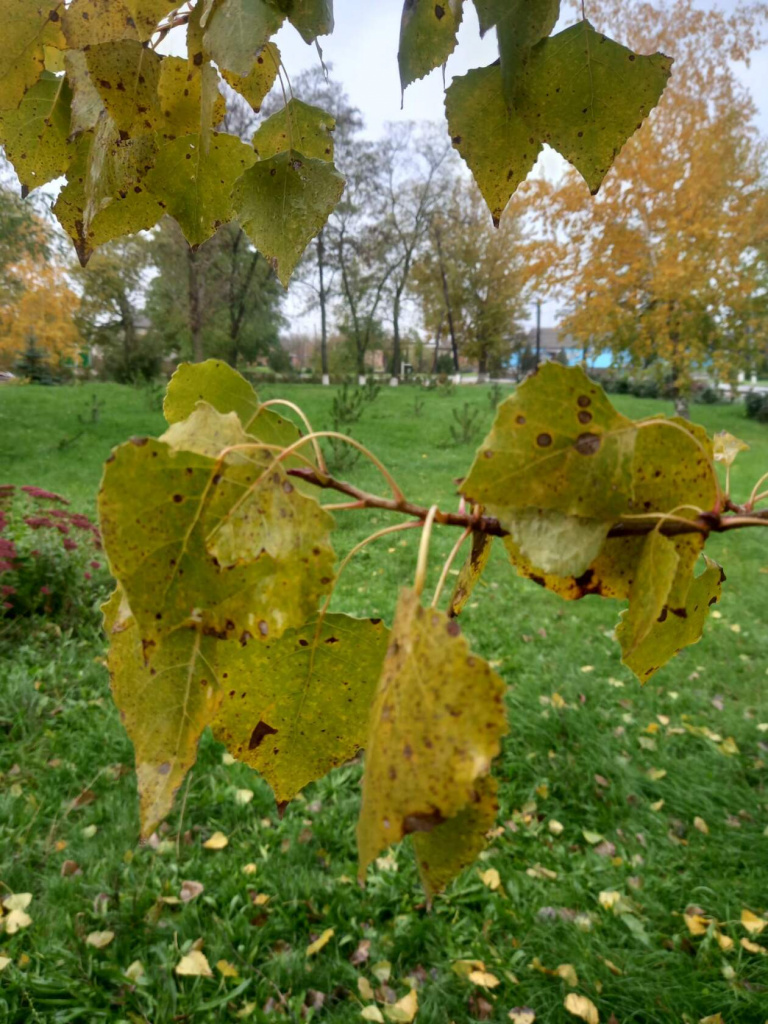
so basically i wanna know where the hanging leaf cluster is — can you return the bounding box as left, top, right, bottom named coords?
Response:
left=0, top=0, right=671, bottom=272
left=93, top=360, right=750, bottom=895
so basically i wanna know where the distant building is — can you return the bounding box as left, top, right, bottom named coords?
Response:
left=524, top=327, right=582, bottom=364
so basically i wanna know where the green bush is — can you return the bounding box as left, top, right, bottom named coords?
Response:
left=745, top=391, right=768, bottom=422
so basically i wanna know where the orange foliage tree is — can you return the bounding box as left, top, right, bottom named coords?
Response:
left=0, top=260, right=83, bottom=372
left=526, top=0, right=768, bottom=414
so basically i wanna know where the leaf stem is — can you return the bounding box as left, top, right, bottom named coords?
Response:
left=431, top=527, right=471, bottom=609
left=414, top=505, right=439, bottom=598
left=258, top=398, right=327, bottom=473
left=748, top=472, right=768, bottom=509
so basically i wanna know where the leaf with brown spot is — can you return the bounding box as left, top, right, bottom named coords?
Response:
left=449, top=531, right=492, bottom=617
left=221, top=41, right=280, bottom=111
left=0, top=0, right=66, bottom=114
left=203, top=0, right=284, bottom=77
left=398, top=0, right=464, bottom=91
left=357, top=588, right=507, bottom=880
left=616, top=530, right=679, bottom=659
left=84, top=40, right=162, bottom=135
left=0, top=71, right=73, bottom=192
left=252, top=97, right=336, bottom=162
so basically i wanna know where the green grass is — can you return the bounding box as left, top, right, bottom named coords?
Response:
left=1, top=381, right=767, bottom=1023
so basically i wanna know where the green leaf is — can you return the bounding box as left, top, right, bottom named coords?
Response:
left=157, top=57, right=226, bottom=139
left=495, top=0, right=560, bottom=100
left=145, top=132, right=256, bottom=247
left=98, top=419, right=334, bottom=644
left=412, top=776, right=498, bottom=896
left=122, top=0, right=179, bottom=41
left=212, top=614, right=390, bottom=803
left=252, top=97, right=336, bottom=162
left=0, top=71, right=73, bottom=193
left=104, top=586, right=222, bottom=838
left=0, top=1, right=65, bottom=114
left=221, top=42, right=280, bottom=111
left=233, top=150, right=345, bottom=286
left=471, top=0, right=497, bottom=34
left=398, top=0, right=464, bottom=91
left=356, top=588, right=507, bottom=877
left=65, top=50, right=105, bottom=137
left=445, top=64, right=541, bottom=225
left=505, top=510, right=611, bottom=577
left=165, top=359, right=261, bottom=426
left=275, top=0, right=334, bottom=44
left=517, top=22, right=672, bottom=194
left=448, top=531, right=492, bottom=617
left=204, top=0, right=284, bottom=77
left=616, top=531, right=679, bottom=659
left=621, top=556, right=724, bottom=683
left=462, top=363, right=636, bottom=522
left=84, top=40, right=162, bottom=135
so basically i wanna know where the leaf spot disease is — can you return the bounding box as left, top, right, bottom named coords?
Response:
left=248, top=721, right=278, bottom=750
left=575, top=432, right=601, bottom=455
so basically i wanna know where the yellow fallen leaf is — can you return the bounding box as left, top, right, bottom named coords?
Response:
left=176, top=950, right=213, bottom=977
left=3, top=909, right=32, bottom=934
left=699, top=1015, right=725, bottom=1024
left=551, top=693, right=566, bottom=709
left=729, top=624, right=741, bottom=634
left=180, top=880, right=204, bottom=902
left=693, top=817, right=709, bottom=835
left=719, top=736, right=739, bottom=755
left=536, top=784, right=549, bottom=799
left=384, top=988, right=418, bottom=1023
left=82, top=824, right=98, bottom=838
left=580, top=665, right=594, bottom=673
left=526, top=864, right=557, bottom=881
left=125, top=960, right=145, bottom=981
left=362, top=1008, right=385, bottom=1023
left=85, top=931, right=114, bottom=949
left=647, top=768, right=667, bottom=781
left=650, top=800, right=665, bottom=812
left=740, top=937, right=768, bottom=954
left=684, top=912, right=712, bottom=937
left=241, top=863, right=257, bottom=875
left=556, top=964, right=579, bottom=987
left=252, top=893, right=270, bottom=906
left=468, top=970, right=500, bottom=988
left=0, top=957, right=11, bottom=973
left=741, top=909, right=767, bottom=936
left=235, top=789, right=254, bottom=805
left=598, top=890, right=621, bottom=911
left=582, top=830, right=603, bottom=845
left=306, top=928, right=334, bottom=957
left=358, top=977, right=375, bottom=1000
left=601, top=958, right=623, bottom=976
left=202, top=831, right=229, bottom=850
left=452, top=959, right=486, bottom=978
left=222, top=752, right=236, bottom=765
left=548, top=820, right=564, bottom=836
left=479, top=867, right=501, bottom=891
left=237, top=1003, right=256, bottom=1018
left=564, top=993, right=599, bottom=1024
left=645, top=723, right=660, bottom=735
left=372, top=961, right=392, bottom=983
left=715, top=931, right=734, bottom=952
left=508, top=1011, right=536, bottom=1024
left=216, top=959, right=239, bottom=978
left=2, top=894, right=32, bottom=912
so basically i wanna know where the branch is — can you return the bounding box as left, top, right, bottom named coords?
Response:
left=286, top=467, right=768, bottom=539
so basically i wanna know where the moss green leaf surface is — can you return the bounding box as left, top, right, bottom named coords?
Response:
left=252, top=97, right=335, bottom=162
left=84, top=40, right=162, bottom=134
left=204, top=0, right=284, bottom=77
left=0, top=0, right=65, bottom=113
left=221, top=42, right=280, bottom=111
left=616, top=531, right=679, bottom=659
left=357, top=588, right=507, bottom=877
left=398, top=0, right=464, bottom=91
left=233, top=150, right=345, bottom=286
left=0, top=71, right=72, bottom=192
left=277, top=0, right=334, bottom=44
left=213, top=614, right=390, bottom=803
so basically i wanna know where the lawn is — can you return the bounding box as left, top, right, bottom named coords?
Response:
left=0, top=379, right=767, bottom=1024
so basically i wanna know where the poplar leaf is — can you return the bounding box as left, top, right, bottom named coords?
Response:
left=84, top=40, right=162, bottom=134
left=204, top=0, right=285, bottom=77
left=2, top=894, right=32, bottom=912
left=398, top=0, right=464, bottom=91
left=384, top=989, right=418, bottom=1023
left=279, top=0, right=334, bottom=44
left=740, top=937, right=768, bottom=954
left=508, top=1011, right=536, bottom=1024
left=62, top=0, right=140, bottom=47
left=479, top=867, right=501, bottom=890
left=468, top=970, right=500, bottom=988
left=3, top=909, right=32, bottom=934
left=65, top=50, right=104, bottom=136
left=175, top=950, right=213, bottom=977
left=0, top=0, right=65, bottom=113
left=85, top=930, right=115, bottom=949
left=145, top=133, right=256, bottom=248
left=516, top=22, right=672, bottom=194
left=713, top=431, right=749, bottom=467
left=463, top=363, right=636, bottom=521
left=213, top=615, right=389, bottom=804
left=449, top=531, right=492, bottom=617
left=0, top=71, right=72, bottom=192
left=122, top=0, right=179, bottom=41
left=306, top=927, right=334, bottom=956
left=356, top=589, right=507, bottom=877
left=233, top=150, right=345, bottom=286
left=741, top=909, right=767, bottom=936
left=445, top=64, right=541, bottom=225
left=252, top=98, right=336, bottom=162
left=505, top=510, right=611, bottom=577
left=217, top=959, right=239, bottom=977
left=495, top=0, right=560, bottom=99
left=616, top=531, right=679, bottom=658
left=564, top=993, right=599, bottom=1024
left=412, top=776, right=498, bottom=895
left=362, top=1008, right=385, bottom=1024
left=221, top=42, right=280, bottom=111
left=157, top=57, right=226, bottom=138
left=203, top=831, right=229, bottom=849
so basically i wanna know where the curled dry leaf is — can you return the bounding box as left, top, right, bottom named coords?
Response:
left=468, top=970, right=500, bottom=988
left=479, top=867, right=501, bottom=891
left=564, top=993, right=599, bottom=1024
left=384, top=988, right=418, bottom=1023
left=741, top=909, right=767, bottom=935
left=740, top=937, right=768, bottom=954
left=508, top=1011, right=536, bottom=1024
left=202, top=831, right=229, bottom=850
left=85, top=930, right=115, bottom=949
left=176, top=949, right=213, bottom=977
left=306, top=927, right=334, bottom=957
left=180, top=880, right=205, bottom=902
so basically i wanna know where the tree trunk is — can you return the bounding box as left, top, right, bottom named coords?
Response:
left=187, top=246, right=204, bottom=363
left=674, top=393, right=690, bottom=419
left=317, top=230, right=329, bottom=384
left=478, top=351, right=488, bottom=382
left=390, top=287, right=403, bottom=385
left=435, top=227, right=459, bottom=372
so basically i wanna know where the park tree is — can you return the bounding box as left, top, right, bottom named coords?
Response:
left=412, top=181, right=527, bottom=377
left=526, top=0, right=768, bottom=416
left=0, top=259, right=82, bottom=372
left=0, top=183, right=48, bottom=304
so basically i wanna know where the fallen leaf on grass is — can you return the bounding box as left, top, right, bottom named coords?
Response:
left=176, top=950, right=213, bottom=977
left=125, top=960, right=145, bottom=981
left=564, top=993, right=599, bottom=1024
left=647, top=768, right=667, bottom=781
left=740, top=937, right=768, bottom=954
left=180, top=880, right=204, bottom=902
left=362, top=1008, right=385, bottom=1023
left=359, top=977, right=375, bottom=1000
left=556, top=964, right=579, bottom=987
left=235, top=788, right=254, bottom=805
left=468, top=970, right=500, bottom=988
left=715, top=931, right=734, bottom=952
left=699, top=1014, right=725, bottom=1024
left=306, top=928, right=334, bottom=957
left=372, top=961, right=392, bottom=983
left=202, top=831, right=229, bottom=850
left=548, top=820, right=564, bottom=836
left=479, top=868, right=501, bottom=890
left=684, top=911, right=713, bottom=937
left=85, top=931, right=114, bottom=949
left=0, top=957, right=11, bottom=972
left=600, top=958, right=623, bottom=975
left=508, top=1010, right=536, bottom=1024
left=71, top=788, right=97, bottom=809
left=241, top=863, right=257, bottom=875
left=2, top=910, right=32, bottom=934
left=719, top=737, right=739, bottom=756
left=741, top=909, right=766, bottom=935
left=650, top=800, right=664, bottom=812
left=526, top=864, right=557, bottom=881
left=350, top=939, right=371, bottom=966
left=216, top=959, right=239, bottom=977
left=598, top=891, right=620, bottom=911
left=2, top=894, right=31, bottom=912
left=582, top=830, right=603, bottom=845
left=693, top=817, right=709, bottom=835
left=384, top=988, right=418, bottom=1022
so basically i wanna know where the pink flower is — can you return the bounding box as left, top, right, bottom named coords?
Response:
left=24, top=516, right=53, bottom=530
left=55, top=523, right=70, bottom=535
left=1, top=585, right=16, bottom=596
left=90, top=561, right=100, bottom=570
left=21, top=486, right=68, bottom=504
left=2, top=601, right=12, bottom=610
left=40, top=586, right=51, bottom=596
left=84, top=572, right=92, bottom=580
left=63, top=538, right=78, bottom=551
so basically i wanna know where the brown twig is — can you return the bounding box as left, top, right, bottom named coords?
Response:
left=288, top=466, right=768, bottom=539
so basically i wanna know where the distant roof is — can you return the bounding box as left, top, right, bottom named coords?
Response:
left=525, top=327, right=574, bottom=351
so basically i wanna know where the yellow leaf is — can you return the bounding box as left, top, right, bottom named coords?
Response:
left=235, top=788, right=254, bottom=805
left=468, top=970, right=500, bottom=988
left=252, top=893, right=270, bottom=906
left=598, top=890, right=621, bottom=911
left=241, top=863, right=257, bottom=875
left=551, top=692, right=566, bottom=709
left=741, top=909, right=767, bottom=936
left=508, top=1011, right=536, bottom=1024
left=2, top=894, right=32, bottom=912
left=372, top=961, right=392, bottom=983
left=237, top=1003, right=257, bottom=1018
left=0, top=957, right=11, bottom=973
left=693, top=816, right=709, bottom=835
left=582, top=830, right=603, bottom=845
left=647, top=768, right=667, bottom=781
left=699, top=1015, right=725, bottom=1024
left=216, top=959, right=239, bottom=978
left=306, top=927, right=334, bottom=957
left=601, top=958, right=623, bottom=975
left=384, top=988, right=418, bottom=1023
left=85, top=931, right=114, bottom=949
left=536, top=783, right=549, bottom=799
left=564, top=993, right=599, bottom=1024
left=358, top=977, right=375, bottom=1000
left=202, top=831, right=229, bottom=850
left=362, top=1008, right=386, bottom=1023
left=176, top=950, right=213, bottom=977
left=684, top=912, right=712, bottom=936
left=3, top=909, right=32, bottom=934
left=526, top=864, right=557, bottom=880
left=719, top=737, right=739, bottom=755
left=479, top=867, right=501, bottom=890
left=713, top=430, right=749, bottom=466
left=125, top=960, right=145, bottom=981
left=548, top=819, right=564, bottom=836
left=556, top=964, right=579, bottom=987
left=715, top=931, right=734, bottom=952
left=452, top=959, right=486, bottom=978
left=740, top=937, right=768, bottom=954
